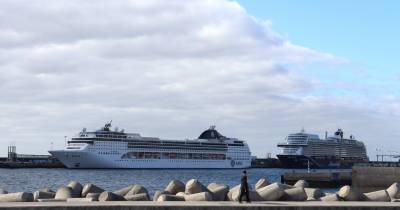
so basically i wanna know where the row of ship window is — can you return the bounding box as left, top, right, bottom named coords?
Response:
left=120, top=152, right=227, bottom=160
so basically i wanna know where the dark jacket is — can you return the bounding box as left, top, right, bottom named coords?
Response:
left=241, top=174, right=249, bottom=191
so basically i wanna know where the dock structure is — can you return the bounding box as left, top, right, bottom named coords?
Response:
left=0, top=201, right=399, bottom=210
left=352, top=166, right=400, bottom=192
left=0, top=146, right=64, bottom=168
left=282, top=171, right=352, bottom=188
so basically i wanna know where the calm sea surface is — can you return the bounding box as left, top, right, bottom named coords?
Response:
left=0, top=168, right=338, bottom=194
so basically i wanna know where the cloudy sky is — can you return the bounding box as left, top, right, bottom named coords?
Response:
left=0, top=0, right=399, bottom=159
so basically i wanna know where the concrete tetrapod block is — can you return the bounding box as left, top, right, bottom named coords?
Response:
left=67, top=198, right=95, bottom=202
left=257, top=183, right=285, bottom=201
left=387, top=182, right=400, bottom=199
left=124, top=193, right=150, bottom=201
left=67, top=181, right=83, bottom=198
left=98, top=191, right=126, bottom=202
left=320, top=193, right=340, bottom=202
left=165, top=180, right=185, bottom=194
left=0, top=192, right=34, bottom=202
left=278, top=183, right=295, bottom=190
left=0, top=189, right=8, bottom=194
left=364, top=190, right=391, bottom=202
left=81, top=183, right=104, bottom=197
left=157, top=194, right=185, bottom=202
left=113, top=185, right=134, bottom=196
left=294, top=180, right=309, bottom=188
left=184, top=192, right=213, bottom=201
left=227, top=185, right=241, bottom=201
left=33, top=191, right=55, bottom=201
left=282, top=187, right=307, bottom=201
left=255, top=178, right=270, bottom=190
left=86, top=193, right=100, bottom=201
left=55, top=186, right=74, bottom=199
left=231, top=190, right=263, bottom=202
left=304, top=188, right=324, bottom=200
left=39, top=188, right=55, bottom=193
left=185, top=179, right=208, bottom=194
left=152, top=191, right=171, bottom=201
left=207, top=184, right=229, bottom=201
left=126, top=185, right=148, bottom=196
left=337, top=185, right=363, bottom=201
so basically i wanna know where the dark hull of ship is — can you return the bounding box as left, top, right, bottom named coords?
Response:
left=277, top=154, right=367, bottom=169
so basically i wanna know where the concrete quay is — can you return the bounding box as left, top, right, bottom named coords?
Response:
left=0, top=201, right=399, bottom=210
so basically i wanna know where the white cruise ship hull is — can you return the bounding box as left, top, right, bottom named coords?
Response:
left=49, top=150, right=251, bottom=169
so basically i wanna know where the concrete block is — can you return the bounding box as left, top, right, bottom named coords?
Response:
left=126, top=185, right=148, bottom=196
left=387, top=182, right=400, bottom=199
left=294, top=180, right=309, bottom=188
left=283, top=187, right=307, bottom=201
left=85, top=193, right=100, bottom=201
left=338, top=185, right=363, bottom=201
left=81, top=183, right=104, bottom=197
left=185, top=179, right=208, bottom=194
left=67, top=181, right=83, bottom=198
left=184, top=192, right=213, bottom=201
left=66, top=198, right=95, bottom=202
left=277, top=183, right=295, bottom=190
left=152, top=190, right=170, bottom=201
left=364, top=190, right=390, bottom=202
left=0, top=192, right=34, bottom=202
left=124, top=193, right=150, bottom=201
left=320, top=193, right=340, bottom=202
left=33, top=191, right=55, bottom=201
left=176, top=192, right=186, bottom=198
left=55, top=186, right=74, bottom=199
left=207, top=184, right=229, bottom=201
left=227, top=184, right=241, bottom=201
left=257, top=183, right=285, bottom=201
left=113, top=185, right=134, bottom=196
left=165, top=180, right=185, bottom=194
left=304, top=188, right=324, bottom=199
left=39, top=188, right=54, bottom=193
left=157, top=194, right=185, bottom=202
left=0, top=189, right=8, bottom=194
left=98, top=191, right=126, bottom=201
left=255, top=178, right=270, bottom=190
left=231, top=190, right=262, bottom=202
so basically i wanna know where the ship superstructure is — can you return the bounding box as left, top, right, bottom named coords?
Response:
left=49, top=122, right=251, bottom=169
left=277, top=129, right=368, bottom=169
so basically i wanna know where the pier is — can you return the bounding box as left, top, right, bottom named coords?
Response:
left=0, top=146, right=64, bottom=168
left=281, top=171, right=352, bottom=188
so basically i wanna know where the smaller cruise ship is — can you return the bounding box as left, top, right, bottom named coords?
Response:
left=277, top=128, right=369, bottom=169
left=49, top=122, right=252, bottom=169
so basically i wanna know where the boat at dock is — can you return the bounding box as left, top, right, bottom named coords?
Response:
left=277, top=128, right=369, bottom=169
left=49, top=122, right=252, bottom=169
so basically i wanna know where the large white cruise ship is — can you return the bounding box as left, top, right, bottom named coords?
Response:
left=49, top=122, right=252, bottom=169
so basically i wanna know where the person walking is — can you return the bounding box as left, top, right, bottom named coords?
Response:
left=239, top=170, right=250, bottom=203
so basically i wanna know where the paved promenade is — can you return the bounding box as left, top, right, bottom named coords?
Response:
left=0, top=201, right=399, bottom=210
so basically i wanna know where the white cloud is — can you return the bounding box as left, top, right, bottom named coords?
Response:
left=0, top=0, right=397, bottom=159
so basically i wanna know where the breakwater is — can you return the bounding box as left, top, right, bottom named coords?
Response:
left=1, top=178, right=400, bottom=203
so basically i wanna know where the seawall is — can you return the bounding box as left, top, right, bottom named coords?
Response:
left=0, top=201, right=399, bottom=210
left=353, top=166, right=400, bottom=192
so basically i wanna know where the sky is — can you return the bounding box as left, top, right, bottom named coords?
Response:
left=0, top=0, right=398, bottom=160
